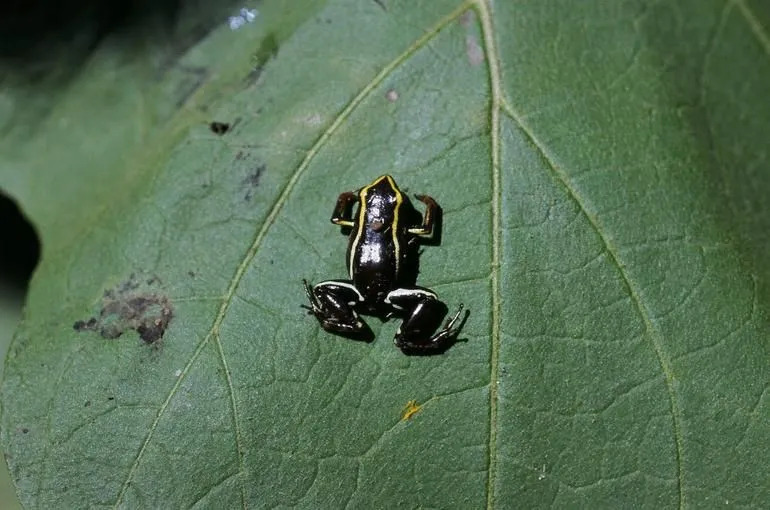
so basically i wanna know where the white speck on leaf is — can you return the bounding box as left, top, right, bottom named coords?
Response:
left=241, top=8, right=257, bottom=22
left=174, top=369, right=182, bottom=377
left=385, top=89, right=399, bottom=102
left=229, top=16, right=246, bottom=30
left=228, top=7, right=259, bottom=30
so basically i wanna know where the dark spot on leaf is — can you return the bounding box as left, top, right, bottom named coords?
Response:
left=107, top=397, right=114, bottom=401
left=84, top=401, right=90, bottom=407
left=209, top=121, right=230, bottom=135
left=242, top=164, right=266, bottom=201
left=373, top=0, right=387, bottom=11
left=255, top=32, right=279, bottom=63
left=21, top=428, right=28, bottom=434
left=188, top=270, right=195, bottom=277
left=246, top=32, right=279, bottom=85
left=73, top=317, right=97, bottom=331
left=73, top=273, right=173, bottom=345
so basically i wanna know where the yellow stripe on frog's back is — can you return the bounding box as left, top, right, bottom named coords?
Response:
left=348, top=175, right=403, bottom=278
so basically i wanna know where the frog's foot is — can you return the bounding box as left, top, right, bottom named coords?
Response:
left=386, top=287, right=467, bottom=354
left=303, top=279, right=370, bottom=337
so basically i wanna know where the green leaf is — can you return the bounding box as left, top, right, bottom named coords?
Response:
left=2, top=0, right=770, bottom=508
left=0, top=285, right=23, bottom=510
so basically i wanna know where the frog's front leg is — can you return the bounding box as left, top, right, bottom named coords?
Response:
left=303, top=279, right=370, bottom=337
left=330, top=191, right=358, bottom=227
left=385, top=287, right=464, bottom=353
left=408, top=194, right=439, bottom=237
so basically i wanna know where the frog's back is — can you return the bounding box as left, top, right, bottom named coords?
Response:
left=346, top=175, right=409, bottom=305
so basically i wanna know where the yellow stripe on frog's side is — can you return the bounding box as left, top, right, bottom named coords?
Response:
left=348, top=184, right=368, bottom=278
left=388, top=175, right=404, bottom=278
left=348, top=175, right=403, bottom=279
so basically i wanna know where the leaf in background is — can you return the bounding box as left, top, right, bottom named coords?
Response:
left=1, top=0, right=769, bottom=508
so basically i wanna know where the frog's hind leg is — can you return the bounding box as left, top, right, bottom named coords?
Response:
left=303, top=279, right=370, bottom=338
left=385, top=287, right=465, bottom=353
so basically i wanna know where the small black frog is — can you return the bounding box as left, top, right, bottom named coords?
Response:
left=303, top=175, right=464, bottom=353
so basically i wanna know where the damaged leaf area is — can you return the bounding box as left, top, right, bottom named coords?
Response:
left=1, top=0, right=770, bottom=508
left=73, top=274, right=173, bottom=344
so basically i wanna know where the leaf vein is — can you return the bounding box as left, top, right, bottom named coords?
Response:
left=733, top=0, right=770, bottom=58
left=501, top=104, right=686, bottom=509
left=472, top=1, right=502, bottom=509
left=212, top=332, right=247, bottom=509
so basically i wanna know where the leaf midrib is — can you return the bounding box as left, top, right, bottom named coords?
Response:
left=472, top=2, right=503, bottom=510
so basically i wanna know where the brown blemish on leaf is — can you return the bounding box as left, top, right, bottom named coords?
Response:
left=73, top=273, right=174, bottom=345
left=401, top=399, right=422, bottom=421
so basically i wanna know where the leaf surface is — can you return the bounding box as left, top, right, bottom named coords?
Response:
left=1, top=0, right=769, bottom=508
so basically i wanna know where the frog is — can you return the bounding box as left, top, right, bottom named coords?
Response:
left=303, top=174, right=465, bottom=353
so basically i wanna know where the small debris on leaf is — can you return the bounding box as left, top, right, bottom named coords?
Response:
left=229, top=7, right=259, bottom=30
left=242, top=163, right=266, bottom=201
left=401, top=399, right=422, bottom=421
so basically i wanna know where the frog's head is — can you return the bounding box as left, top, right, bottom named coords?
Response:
left=366, top=175, right=402, bottom=200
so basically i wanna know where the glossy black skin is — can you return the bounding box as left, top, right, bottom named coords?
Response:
left=303, top=175, right=464, bottom=354
left=348, top=176, right=408, bottom=308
